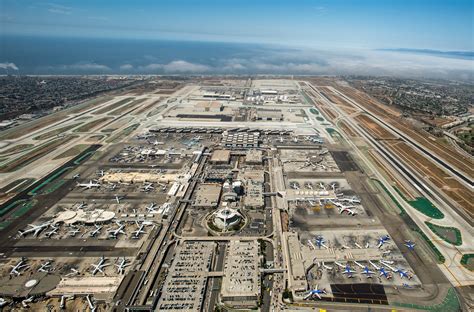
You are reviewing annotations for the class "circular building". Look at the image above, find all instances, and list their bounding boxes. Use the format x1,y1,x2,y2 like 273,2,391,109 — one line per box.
212,208,242,231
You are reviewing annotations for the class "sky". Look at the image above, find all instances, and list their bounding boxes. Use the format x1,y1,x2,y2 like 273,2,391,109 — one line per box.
1,0,473,51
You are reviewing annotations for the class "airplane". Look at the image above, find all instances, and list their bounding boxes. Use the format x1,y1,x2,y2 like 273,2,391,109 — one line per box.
89,224,102,237
404,240,416,250
65,268,80,277
289,182,299,190
303,284,326,300
10,257,29,276
145,202,158,213
107,183,117,191
114,194,123,204
319,262,333,270
108,221,125,239
132,222,146,239
18,222,52,237
315,236,328,249
76,201,87,209
377,235,390,248
68,227,81,237
91,256,109,275
381,261,412,279
0,298,7,307
335,262,356,278
329,182,337,191
305,182,313,190
38,260,53,273
354,261,375,278
86,295,97,312
369,261,392,279
337,206,357,216
149,139,164,146
340,196,361,204
45,226,59,238
318,182,326,191
77,180,100,189
307,239,316,250
72,173,80,179
141,182,154,192
96,170,105,177
115,257,131,274
21,296,34,308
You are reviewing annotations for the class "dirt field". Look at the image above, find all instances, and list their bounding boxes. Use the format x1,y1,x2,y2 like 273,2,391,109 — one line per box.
67,96,114,114
108,98,147,115
132,99,162,115
355,114,398,140
0,114,66,140
388,141,473,217
0,144,34,156
33,123,82,140
74,117,112,132
93,97,133,115
0,136,75,173
339,120,358,137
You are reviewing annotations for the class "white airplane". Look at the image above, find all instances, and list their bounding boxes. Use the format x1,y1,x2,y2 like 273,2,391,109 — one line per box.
145,202,158,213
335,262,356,278
318,182,326,191
319,262,333,270
72,173,80,179
305,182,313,190
97,170,105,177
76,201,87,209
77,180,100,189
89,224,102,237
340,196,361,204
149,139,164,146
141,182,154,192
107,183,117,191
65,268,80,277
304,284,326,300
132,223,146,239
337,206,357,216
45,226,59,238
18,222,52,237
91,256,109,275
115,257,131,274
354,261,375,278
108,222,125,239
329,182,337,191
21,296,34,308
376,235,390,248
68,227,81,237
10,257,29,276
0,298,7,307
404,240,416,250
381,262,413,279
289,182,299,190
38,260,53,273
114,194,123,204
86,295,96,312
315,236,328,249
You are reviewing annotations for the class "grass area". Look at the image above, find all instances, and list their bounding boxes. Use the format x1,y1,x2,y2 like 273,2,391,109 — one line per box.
0,144,34,155
29,166,72,195
0,199,26,217
106,123,139,143
393,287,460,312
53,144,90,160
0,221,12,230
394,187,444,219
309,108,319,115
372,179,445,264
425,222,462,246
93,97,133,115
460,254,474,271
108,98,147,115
33,123,82,140
43,179,67,194
73,117,111,132
316,116,325,121
11,200,36,218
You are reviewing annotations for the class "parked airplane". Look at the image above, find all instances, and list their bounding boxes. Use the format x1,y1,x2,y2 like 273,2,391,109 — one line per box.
369,261,393,279
91,256,109,275
377,235,390,248
68,227,81,237
319,262,333,270
45,226,59,238
381,261,412,279
404,240,416,250
340,196,361,204
76,201,87,209
145,202,158,214
96,170,105,177
108,222,125,239
318,182,326,191
10,257,29,276
38,260,53,273
115,257,131,274
289,182,299,190
335,262,356,278
303,284,326,300
21,296,34,308
18,222,52,237
141,182,154,192
86,295,96,312
77,180,100,189
107,183,117,191
315,236,328,249
114,194,123,204
132,223,146,239
65,268,79,277
89,224,102,237
0,298,7,307
354,261,375,278
337,205,357,216
329,182,337,191
72,174,80,179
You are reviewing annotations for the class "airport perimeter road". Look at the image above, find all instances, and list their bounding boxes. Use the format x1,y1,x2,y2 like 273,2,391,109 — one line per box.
304,81,474,287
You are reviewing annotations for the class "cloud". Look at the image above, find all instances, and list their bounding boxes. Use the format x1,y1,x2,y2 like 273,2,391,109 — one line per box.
46,3,72,15
0,62,19,71
162,60,210,73
119,64,134,70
